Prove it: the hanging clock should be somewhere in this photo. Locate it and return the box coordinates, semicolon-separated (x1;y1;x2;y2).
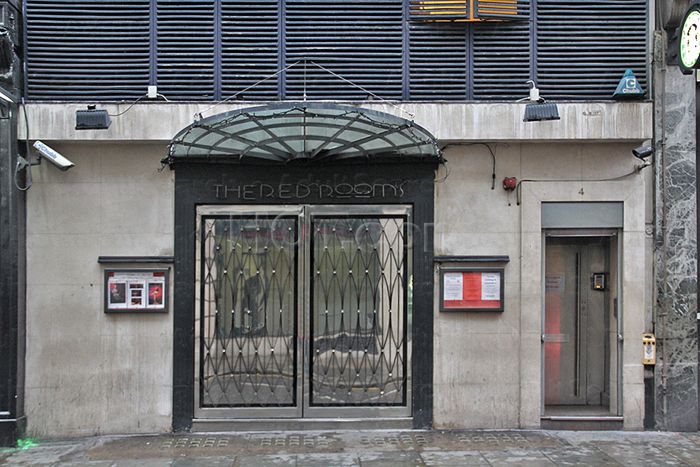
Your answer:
679;4;700;73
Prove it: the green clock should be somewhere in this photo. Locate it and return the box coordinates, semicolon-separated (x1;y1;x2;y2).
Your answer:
679;5;700;72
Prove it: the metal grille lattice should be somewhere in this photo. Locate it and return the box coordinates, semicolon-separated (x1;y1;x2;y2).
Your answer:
200;216;297;407
311;217;407;406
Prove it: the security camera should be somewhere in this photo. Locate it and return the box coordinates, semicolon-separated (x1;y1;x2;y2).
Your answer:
632;145;654;160
33;141;75;171
0;88;15;104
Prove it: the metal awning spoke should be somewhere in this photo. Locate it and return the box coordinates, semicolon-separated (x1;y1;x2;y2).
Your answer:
310;114;363;159
196;124;290;160
246;113;299;155
321;124;411;159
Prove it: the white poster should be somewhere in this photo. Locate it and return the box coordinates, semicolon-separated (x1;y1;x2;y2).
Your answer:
481;273;500;301
443;273;464;301
545;274;565;293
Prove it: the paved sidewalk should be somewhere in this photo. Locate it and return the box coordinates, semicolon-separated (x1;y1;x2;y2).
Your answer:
1;430;700;466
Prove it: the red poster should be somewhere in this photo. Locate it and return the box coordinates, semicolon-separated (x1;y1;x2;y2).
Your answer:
443;271;502;310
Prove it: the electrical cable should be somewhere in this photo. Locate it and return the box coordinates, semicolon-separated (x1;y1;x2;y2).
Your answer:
15;97;32;191
108;94;148;117
441;142;496;190
107;92;171;117
515;165;647;206
434;160;450;183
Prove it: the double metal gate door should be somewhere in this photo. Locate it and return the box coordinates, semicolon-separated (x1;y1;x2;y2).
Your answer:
195;205;412;419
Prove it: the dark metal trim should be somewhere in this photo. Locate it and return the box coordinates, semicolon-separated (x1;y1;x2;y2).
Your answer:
529;0;537;82
434;255;510;263
173;163;435;430
466;24;474;101
213;0;222;101
0;99;25;446
0;416;26;446
148;0;157;86
97;256;175;264
277;0;286;100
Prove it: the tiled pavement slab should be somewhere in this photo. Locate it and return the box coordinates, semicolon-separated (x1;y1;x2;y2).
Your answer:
2;430;700;466
418;451;489;466
481;449;558;467
589;443;687;467
539;446;621;467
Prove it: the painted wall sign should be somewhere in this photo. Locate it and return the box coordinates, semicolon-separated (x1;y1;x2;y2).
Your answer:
213;181;407;200
104;269;168;313
440;268;504;312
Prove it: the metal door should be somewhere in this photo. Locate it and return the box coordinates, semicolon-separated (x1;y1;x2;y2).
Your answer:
544;235;614;409
194;205;412;419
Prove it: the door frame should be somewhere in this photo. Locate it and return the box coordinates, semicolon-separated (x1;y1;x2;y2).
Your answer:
541;228;623;417
172;163;436;431
194;205;303;419
194;204;413;420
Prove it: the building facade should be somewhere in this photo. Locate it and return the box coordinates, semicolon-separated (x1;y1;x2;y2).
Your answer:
3;0;697;440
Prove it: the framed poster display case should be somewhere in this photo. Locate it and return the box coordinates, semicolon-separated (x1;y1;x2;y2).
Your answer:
104;269;169;313
439;267;505;312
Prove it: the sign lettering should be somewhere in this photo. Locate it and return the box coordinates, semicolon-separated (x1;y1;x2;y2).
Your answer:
213;182;407;200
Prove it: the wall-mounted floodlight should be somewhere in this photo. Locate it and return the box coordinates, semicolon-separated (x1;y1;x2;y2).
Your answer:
632;145;655;161
76;104;111;130
522;80;560;122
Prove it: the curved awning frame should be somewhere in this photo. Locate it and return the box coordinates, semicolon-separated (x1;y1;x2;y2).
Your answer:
163;103;443;167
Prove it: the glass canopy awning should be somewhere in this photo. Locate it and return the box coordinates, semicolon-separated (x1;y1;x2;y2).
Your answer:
163;103;442;166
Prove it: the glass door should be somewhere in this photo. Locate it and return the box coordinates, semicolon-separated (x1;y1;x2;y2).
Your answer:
195;205;412;420
543;232;620;417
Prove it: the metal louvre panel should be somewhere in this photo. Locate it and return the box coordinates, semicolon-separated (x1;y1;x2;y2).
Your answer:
475;0;530;19
408;23;467;100
284;0;403;100
157;0;215;100
25;0;150;100
472;21;530;100
408;0;470;21
24;0;649;102
537;0;648;100
220;0;279;100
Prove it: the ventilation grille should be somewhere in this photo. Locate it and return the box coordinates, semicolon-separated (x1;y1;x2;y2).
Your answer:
157;0;215;100
473;21;530;100
536;0;648;100
408;23;467;100
284;0;403;100
24;0;648;102
220;0;279;100
26;0;150;100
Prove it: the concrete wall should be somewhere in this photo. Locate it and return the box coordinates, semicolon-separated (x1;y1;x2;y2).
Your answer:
433;142;649;430
20;102;653;436
19;102;653;143
25;143;173;437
